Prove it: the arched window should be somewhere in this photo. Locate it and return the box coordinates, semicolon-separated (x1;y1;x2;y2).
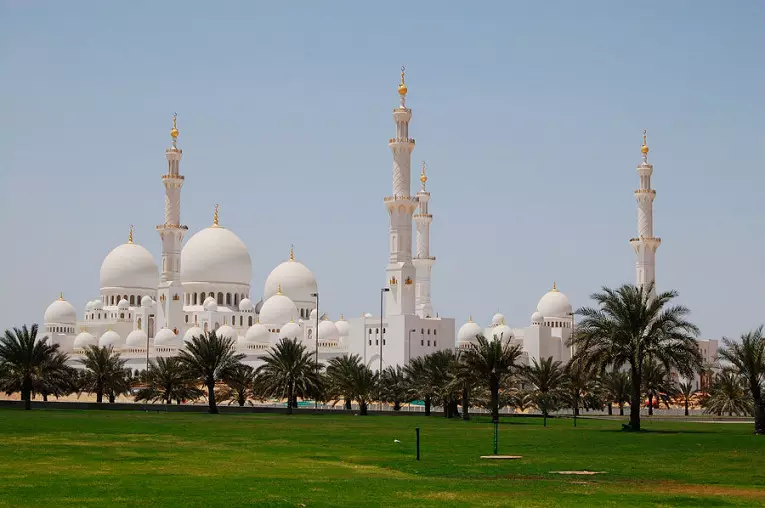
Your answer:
376;328;379;333
434;340;437;347
248;316;253;326
110;295;115;305
427;329;430;335
201;292;206;302
214;322;220;330
217;292;223;305
226;293;232;305
185;315;189;323
137;318;142;330
239;316;243;326
194;315;198;325
234;294;239;306
421;328;424;334
120;313;125;319
203;322;209;333
369;329;372;335
427;340;430;346
434;330;437;335
123;294;128;302
193;293;198;305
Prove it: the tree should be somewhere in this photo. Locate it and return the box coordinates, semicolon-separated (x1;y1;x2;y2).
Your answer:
523;356;565;426
462;336;524;422
601;370;631;416
349;363;378;415
717;327;765;434
254;338;319;415
177;331;244;414
453;352;481;421
379;365;410;411
703;370;753;417
677;380;696;417
221;364;255;407
326;354;363;410
562;361;598;426
642;360;671;416
426;349;461;418
0;325;69;409
134;357;201;404
570;283;702;431
79;345;130;404
404;356;437;416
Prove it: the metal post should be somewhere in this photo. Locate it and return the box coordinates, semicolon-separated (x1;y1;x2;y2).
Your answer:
312;292;319;410
416;427;420;460
493;420;498;455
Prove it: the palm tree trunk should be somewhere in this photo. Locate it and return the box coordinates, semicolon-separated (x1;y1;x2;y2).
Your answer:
207;380;218;414
754;398;765;435
359;401;368;416
684;400;689;417
96;384;104;404
344;398;352;410
43;393;48;402
619;402;624;416
607;403;612;416
286;380;293;415
443;400;449;418
238;391;245;407
424;396;431;416
449;400;459;418
393;400;401;411
648;393;653;416
21;379;31;410
490;377;500;423
462;384;470;421
629;368;641;431
109;391;116;404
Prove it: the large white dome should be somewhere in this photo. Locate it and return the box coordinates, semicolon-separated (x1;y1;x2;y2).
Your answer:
491;324;513;342
181;226;252;286
259;293;299;326
318;319;340;342
183;326;204;343
216;325;237;342
73;331;97;349
244;322;270;343
154;328;179;346
457;318;482;343
44;296;76;324
99;330;122;348
125;329;148;347
100;242;158;290
335;316;350;337
536;284;572;318
264;251;317;303
280;320;302;340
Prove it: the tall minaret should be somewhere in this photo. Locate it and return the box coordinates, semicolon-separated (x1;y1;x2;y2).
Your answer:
630;130;661;296
156;114;188;331
384;67;417;316
413;162;435;318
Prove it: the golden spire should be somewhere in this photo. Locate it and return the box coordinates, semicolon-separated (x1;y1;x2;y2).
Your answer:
213;204;220;227
289;244;295;261
552;281;558;292
420;161;427;184
641;129;649;155
468;314;473;322
171;113;179;140
340;313;345;320
128;224;134;244
58;292;64;300
398;65;408;96
276;284;283;295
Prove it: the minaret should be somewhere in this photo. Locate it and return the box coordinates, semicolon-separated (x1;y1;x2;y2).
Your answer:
156;114;188;331
413;162;435;318
384;66;417;316
629;130;661;296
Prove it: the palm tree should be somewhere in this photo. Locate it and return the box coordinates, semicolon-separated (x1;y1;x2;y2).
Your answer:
134;357;201;404
379;365;409;411
523;356;565;426
254;338;319;415
79;345;130;404
177;331;244;414
453;352;480;421
426;349;461;418
562;361;598;426
462;336;524;422
642;360;671;416
703;370;753;417
0;325;68;409
349;363;378;415
404;356;437;416
717;327;765;434
221;364;255;407
326;354;363;410
570;283;702;431
601;370;631;416
677;380;696;417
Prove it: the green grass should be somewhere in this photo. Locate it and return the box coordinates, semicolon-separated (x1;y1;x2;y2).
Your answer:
0;409;763;507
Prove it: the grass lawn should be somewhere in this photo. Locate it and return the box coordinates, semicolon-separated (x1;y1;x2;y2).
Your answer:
0;409;763;507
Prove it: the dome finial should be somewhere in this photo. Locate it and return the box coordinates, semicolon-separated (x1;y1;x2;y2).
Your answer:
468;314;473;322
128;224;134;244
59;291;64;300
552;281;558;292
398;65;408;96
289;244;295;261
276;284;283;295
170;113;179;146
641;129;649;156
340;313;345;320
420;161;428;186
213;204;220;227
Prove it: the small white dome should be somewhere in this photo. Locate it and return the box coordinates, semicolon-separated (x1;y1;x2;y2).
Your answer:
117;298;130;310
181;226;252;286
100;241;159;290
309;309;318;321
531;311;544;324
203;297;218;312
85;301;94;311
490;324;513;342
264;254;318;303
244;322;270;343
92;299;104;310
364;312;373;318
239;298;253;312
183;326;204;343
318;319;340;341
335;317;350;337
98;329;122;348
125;329;148;347
44;296;77;324
141;295;154;308
73;331;97;349
259;293;299;326
280;320;302;340
491;313;505;326
457;318;482;343
216;324;237;342
154;327;179;346
536;285;572;318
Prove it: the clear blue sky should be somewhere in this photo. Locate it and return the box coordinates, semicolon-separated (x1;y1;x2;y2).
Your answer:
1;1;763;340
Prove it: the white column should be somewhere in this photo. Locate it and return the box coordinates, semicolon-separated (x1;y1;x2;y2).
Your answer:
629;131;661;296
414;163;435;318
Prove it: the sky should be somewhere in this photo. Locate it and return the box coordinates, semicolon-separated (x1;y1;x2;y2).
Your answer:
1;1;763;341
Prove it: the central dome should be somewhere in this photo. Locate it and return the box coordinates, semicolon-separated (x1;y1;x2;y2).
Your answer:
181;226;252;286
259;292;299;326
536;284;572;318
100;242;158;290
263;249;317;302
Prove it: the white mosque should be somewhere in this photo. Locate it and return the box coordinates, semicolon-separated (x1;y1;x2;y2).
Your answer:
40;69;679;372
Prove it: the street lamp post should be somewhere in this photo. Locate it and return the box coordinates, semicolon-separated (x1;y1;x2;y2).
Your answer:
312;292;319;410
408;329;416;363
379;287;390;411
568;311;575;360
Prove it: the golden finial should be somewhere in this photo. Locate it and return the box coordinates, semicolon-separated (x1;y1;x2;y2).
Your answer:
276;284;283;295
552;281;558;292
59;292;64;300
420;161;428;184
128;224;134;244
171;113;179;140
213;204;220;227
468;314;473;322
340;313;345;320
398;65;408;96
289;244;295;261
641;129;649;155
289;316;295;323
